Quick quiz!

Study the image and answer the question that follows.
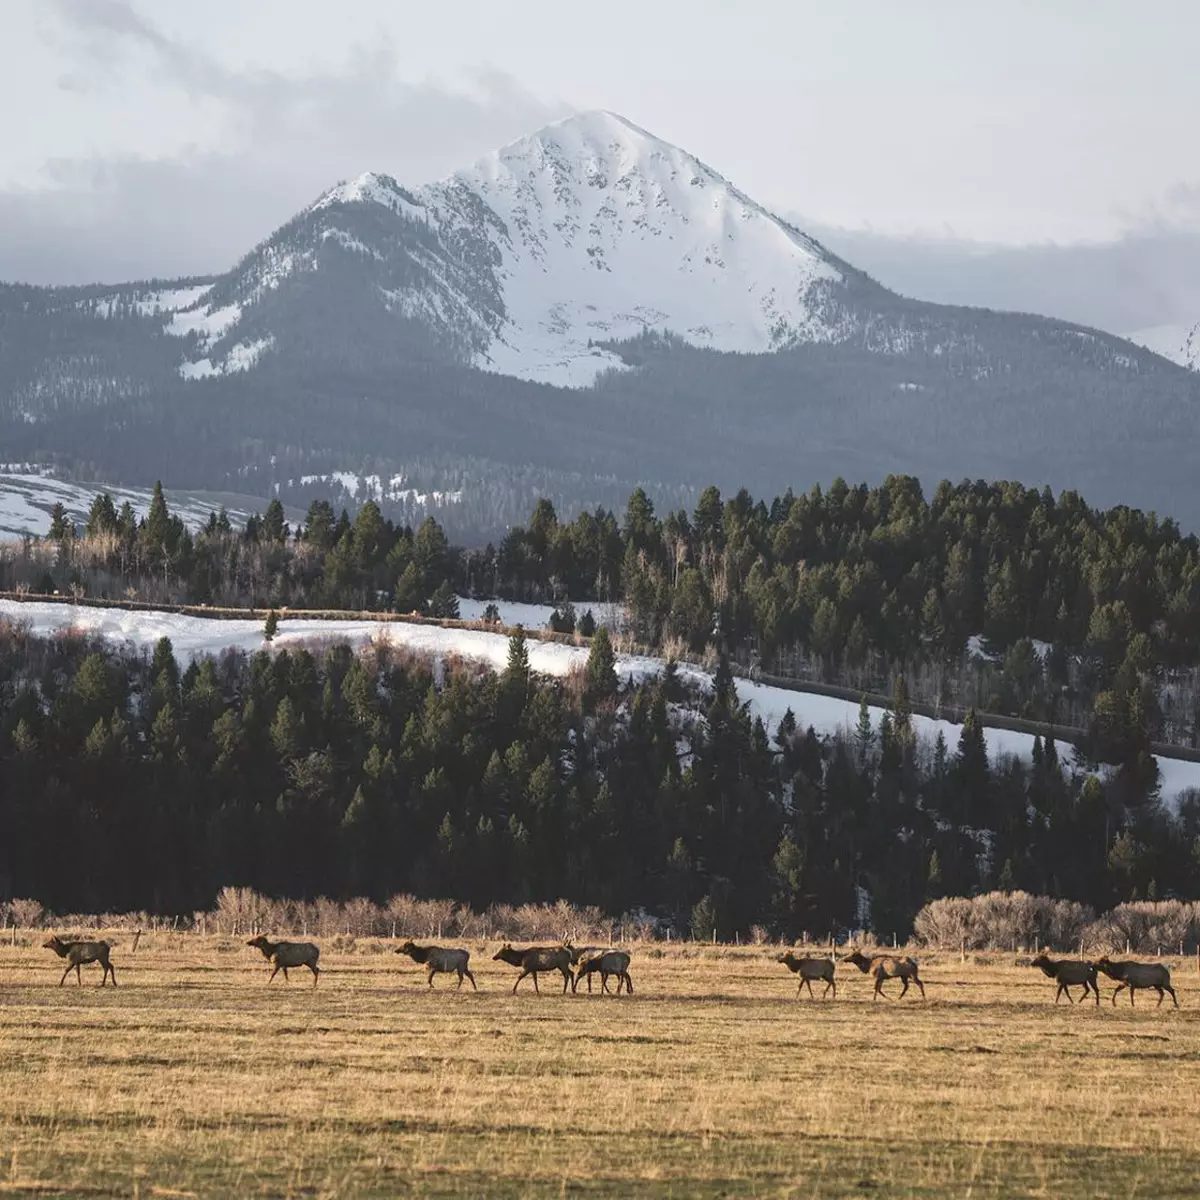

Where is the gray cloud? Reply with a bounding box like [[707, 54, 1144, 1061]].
[[2, 1, 569, 284], [799, 219, 1200, 336]]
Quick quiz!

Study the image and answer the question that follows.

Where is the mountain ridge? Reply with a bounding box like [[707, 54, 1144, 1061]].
[[2, 111, 1199, 537]]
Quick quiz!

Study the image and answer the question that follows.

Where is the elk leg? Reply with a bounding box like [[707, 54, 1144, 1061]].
[[282, 966, 290, 982], [560, 968, 570, 994], [1155, 987, 1164, 1007], [826, 979, 835, 1000], [899, 977, 910, 999], [512, 970, 527, 994], [76, 963, 83, 986], [465, 969, 477, 991], [1166, 985, 1178, 1008], [915, 976, 925, 999], [310, 964, 319, 988], [428, 969, 437, 988], [268, 965, 281, 983], [59, 963, 72, 987], [109, 963, 117, 986]]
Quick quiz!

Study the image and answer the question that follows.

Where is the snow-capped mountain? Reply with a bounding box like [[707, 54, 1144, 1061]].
[[1124, 322, 1200, 371], [157, 112, 858, 386], [5, 110, 1200, 537]]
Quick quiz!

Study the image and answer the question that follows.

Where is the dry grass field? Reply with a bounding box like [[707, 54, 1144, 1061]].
[[3, 935, 1200, 1198]]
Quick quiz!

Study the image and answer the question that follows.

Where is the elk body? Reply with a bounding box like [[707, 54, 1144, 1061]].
[[492, 944, 574, 994], [1029, 954, 1099, 1005], [843, 950, 925, 1000], [396, 941, 476, 990], [572, 950, 633, 995], [43, 935, 117, 987], [247, 936, 321, 986], [777, 951, 836, 999], [1095, 957, 1178, 1007], [563, 944, 612, 994]]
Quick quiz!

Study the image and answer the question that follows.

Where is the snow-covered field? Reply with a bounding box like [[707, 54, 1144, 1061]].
[[4, 599, 1198, 804], [0, 472, 263, 538]]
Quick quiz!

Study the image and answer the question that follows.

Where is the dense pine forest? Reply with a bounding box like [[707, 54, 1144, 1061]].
[[5, 474, 1200, 749], [1, 616, 1196, 935]]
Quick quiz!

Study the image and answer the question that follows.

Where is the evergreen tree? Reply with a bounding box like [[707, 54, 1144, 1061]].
[[264, 610, 279, 642], [583, 626, 618, 709]]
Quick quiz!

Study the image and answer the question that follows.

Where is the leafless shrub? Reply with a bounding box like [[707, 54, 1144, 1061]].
[[913, 891, 1093, 951], [9, 898, 44, 929], [1085, 900, 1200, 954]]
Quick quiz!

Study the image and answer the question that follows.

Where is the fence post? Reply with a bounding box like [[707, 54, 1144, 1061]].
[[960, 937, 966, 964], [131, 929, 142, 954]]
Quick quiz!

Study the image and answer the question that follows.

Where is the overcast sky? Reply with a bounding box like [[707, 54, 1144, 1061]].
[[4, 0, 1200, 330]]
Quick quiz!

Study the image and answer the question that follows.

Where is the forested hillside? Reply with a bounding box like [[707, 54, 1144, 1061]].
[[0, 620, 1193, 934], [6, 474, 1200, 753]]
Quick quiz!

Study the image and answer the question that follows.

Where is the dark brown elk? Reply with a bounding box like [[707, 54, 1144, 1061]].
[[396, 941, 476, 990], [43, 935, 117, 987], [777, 951, 836, 999], [1029, 954, 1099, 1005], [1095, 957, 1178, 1008], [843, 950, 925, 1000], [572, 950, 633, 995], [492, 944, 574, 994], [247, 936, 321, 986]]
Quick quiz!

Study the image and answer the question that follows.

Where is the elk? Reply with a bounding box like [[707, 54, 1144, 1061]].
[[563, 943, 607, 993], [1095, 957, 1178, 1008], [247, 936, 321, 986], [395, 941, 476, 990], [492, 944, 574, 994], [572, 950, 633, 995], [1029, 954, 1099, 1005], [777, 951, 836, 999], [43, 935, 117, 987], [842, 949, 925, 1000]]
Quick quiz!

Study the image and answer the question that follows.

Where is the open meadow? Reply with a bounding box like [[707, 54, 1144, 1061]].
[[2, 936, 1200, 1198]]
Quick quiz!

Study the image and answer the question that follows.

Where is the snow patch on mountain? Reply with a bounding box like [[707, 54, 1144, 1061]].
[[166, 302, 242, 343], [179, 336, 274, 380], [1125, 323, 1200, 370]]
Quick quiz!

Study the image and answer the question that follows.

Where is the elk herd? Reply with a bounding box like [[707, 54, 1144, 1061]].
[[33, 935, 1183, 1008]]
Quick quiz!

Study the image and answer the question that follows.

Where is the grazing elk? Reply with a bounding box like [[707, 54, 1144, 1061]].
[[1029, 954, 1099, 1005], [777, 951, 836, 999], [572, 950, 633, 995], [492, 943, 574, 994], [563, 943, 608, 993], [1095, 957, 1178, 1008], [43, 935, 117, 987], [843, 950, 925, 1000], [247, 936, 321, 986], [395, 941, 477, 990]]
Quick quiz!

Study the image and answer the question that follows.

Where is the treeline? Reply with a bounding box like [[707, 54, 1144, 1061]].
[[1, 620, 1196, 933], [7, 474, 1200, 749]]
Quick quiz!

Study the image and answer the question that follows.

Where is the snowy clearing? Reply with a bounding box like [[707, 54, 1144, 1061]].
[[3, 599, 1198, 805], [0, 474, 260, 537]]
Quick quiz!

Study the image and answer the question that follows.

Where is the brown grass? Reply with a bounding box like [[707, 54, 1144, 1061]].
[[2, 936, 1200, 1197]]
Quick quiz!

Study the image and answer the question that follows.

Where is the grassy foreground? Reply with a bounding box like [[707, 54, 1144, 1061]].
[[2, 936, 1200, 1198]]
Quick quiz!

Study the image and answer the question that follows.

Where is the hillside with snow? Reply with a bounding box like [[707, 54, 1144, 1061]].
[[3, 598, 1198, 806]]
